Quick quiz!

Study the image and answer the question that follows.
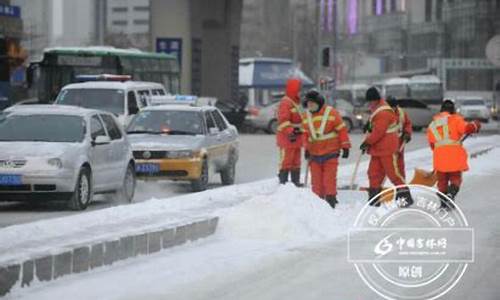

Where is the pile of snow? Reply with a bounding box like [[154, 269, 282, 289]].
[[218, 184, 364, 243]]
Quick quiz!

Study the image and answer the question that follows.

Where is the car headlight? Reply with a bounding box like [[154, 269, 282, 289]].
[[47, 158, 63, 169], [166, 150, 193, 159], [355, 114, 363, 120]]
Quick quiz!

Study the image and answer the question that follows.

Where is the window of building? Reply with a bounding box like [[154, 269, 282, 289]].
[[436, 0, 443, 21], [390, 0, 397, 12], [112, 20, 127, 26], [112, 7, 128, 13], [133, 6, 149, 12], [133, 19, 149, 25], [425, 0, 432, 22]]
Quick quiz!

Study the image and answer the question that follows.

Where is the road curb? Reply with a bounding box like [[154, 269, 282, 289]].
[[0, 217, 218, 297]]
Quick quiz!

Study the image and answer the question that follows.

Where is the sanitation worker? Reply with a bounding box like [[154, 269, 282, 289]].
[[427, 98, 481, 209], [276, 78, 304, 186], [360, 87, 413, 207], [387, 95, 412, 179], [302, 90, 351, 208]]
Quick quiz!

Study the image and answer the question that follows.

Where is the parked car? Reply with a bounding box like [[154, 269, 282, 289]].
[[54, 78, 167, 126], [331, 98, 363, 132], [245, 97, 361, 134], [0, 105, 136, 209], [456, 97, 491, 123], [244, 100, 280, 134], [396, 98, 435, 131], [127, 104, 239, 192]]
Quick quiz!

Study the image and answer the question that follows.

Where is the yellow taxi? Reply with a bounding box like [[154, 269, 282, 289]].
[[126, 104, 239, 191]]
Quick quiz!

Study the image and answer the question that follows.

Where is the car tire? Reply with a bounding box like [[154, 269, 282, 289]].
[[267, 119, 278, 134], [343, 118, 353, 133], [68, 167, 92, 211], [191, 159, 209, 192], [220, 153, 236, 185], [116, 163, 136, 203]]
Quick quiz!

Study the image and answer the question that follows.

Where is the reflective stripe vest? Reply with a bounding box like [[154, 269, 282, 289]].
[[369, 105, 399, 134], [277, 98, 303, 132], [426, 112, 473, 172], [306, 106, 339, 143], [397, 108, 405, 137], [428, 115, 462, 148]]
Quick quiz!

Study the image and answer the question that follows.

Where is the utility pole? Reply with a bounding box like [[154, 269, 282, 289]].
[[332, 0, 338, 93], [316, 0, 322, 85]]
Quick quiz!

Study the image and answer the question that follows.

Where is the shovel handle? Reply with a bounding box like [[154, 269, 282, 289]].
[[304, 160, 310, 187], [350, 151, 363, 190]]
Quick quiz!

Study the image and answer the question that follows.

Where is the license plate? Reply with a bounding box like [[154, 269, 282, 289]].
[[0, 174, 22, 185], [136, 163, 160, 174]]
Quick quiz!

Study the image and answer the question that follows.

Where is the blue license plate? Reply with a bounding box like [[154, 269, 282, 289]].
[[0, 174, 22, 186], [136, 163, 160, 174]]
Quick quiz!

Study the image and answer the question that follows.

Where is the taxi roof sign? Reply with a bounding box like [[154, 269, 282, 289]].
[[150, 94, 198, 106], [149, 95, 217, 107]]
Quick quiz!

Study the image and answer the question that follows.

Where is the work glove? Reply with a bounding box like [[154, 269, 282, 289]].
[[473, 120, 482, 132], [288, 133, 297, 143], [363, 122, 371, 133], [341, 148, 350, 159], [359, 142, 370, 154], [402, 132, 411, 143], [304, 150, 310, 160]]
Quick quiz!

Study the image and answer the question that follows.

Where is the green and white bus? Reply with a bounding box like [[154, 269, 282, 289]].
[[27, 46, 180, 103]]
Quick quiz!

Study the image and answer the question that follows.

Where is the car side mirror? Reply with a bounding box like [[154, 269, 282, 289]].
[[209, 127, 219, 135], [92, 135, 111, 146]]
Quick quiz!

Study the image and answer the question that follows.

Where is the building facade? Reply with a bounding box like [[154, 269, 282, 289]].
[[330, 0, 500, 95], [106, 0, 150, 50], [0, 0, 23, 106]]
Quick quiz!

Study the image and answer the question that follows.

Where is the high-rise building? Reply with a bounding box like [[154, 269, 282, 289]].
[[331, 0, 499, 94], [12, 0, 53, 57], [106, 0, 150, 50]]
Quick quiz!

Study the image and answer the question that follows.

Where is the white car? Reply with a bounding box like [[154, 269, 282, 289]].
[[456, 97, 491, 122], [0, 105, 136, 210], [54, 79, 168, 126]]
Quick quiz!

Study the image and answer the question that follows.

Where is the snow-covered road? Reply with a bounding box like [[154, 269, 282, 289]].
[[4, 135, 499, 300], [0, 132, 430, 228]]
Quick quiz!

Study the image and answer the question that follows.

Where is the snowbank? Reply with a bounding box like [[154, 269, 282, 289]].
[[219, 185, 364, 243]]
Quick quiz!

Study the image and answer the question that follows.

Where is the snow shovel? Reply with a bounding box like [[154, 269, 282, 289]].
[[379, 134, 472, 203], [348, 151, 364, 190], [304, 160, 310, 188], [408, 133, 471, 186]]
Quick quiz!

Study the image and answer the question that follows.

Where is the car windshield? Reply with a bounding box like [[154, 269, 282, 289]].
[[0, 113, 85, 142], [56, 89, 125, 115], [410, 83, 442, 99], [127, 110, 203, 135], [461, 99, 485, 106]]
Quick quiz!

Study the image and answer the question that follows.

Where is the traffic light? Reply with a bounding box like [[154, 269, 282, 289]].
[[322, 47, 330, 67]]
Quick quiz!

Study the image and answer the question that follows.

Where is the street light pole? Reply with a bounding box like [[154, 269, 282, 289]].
[[316, 0, 322, 85]]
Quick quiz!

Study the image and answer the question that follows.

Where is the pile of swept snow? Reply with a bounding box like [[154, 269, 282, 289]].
[[218, 184, 365, 243]]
